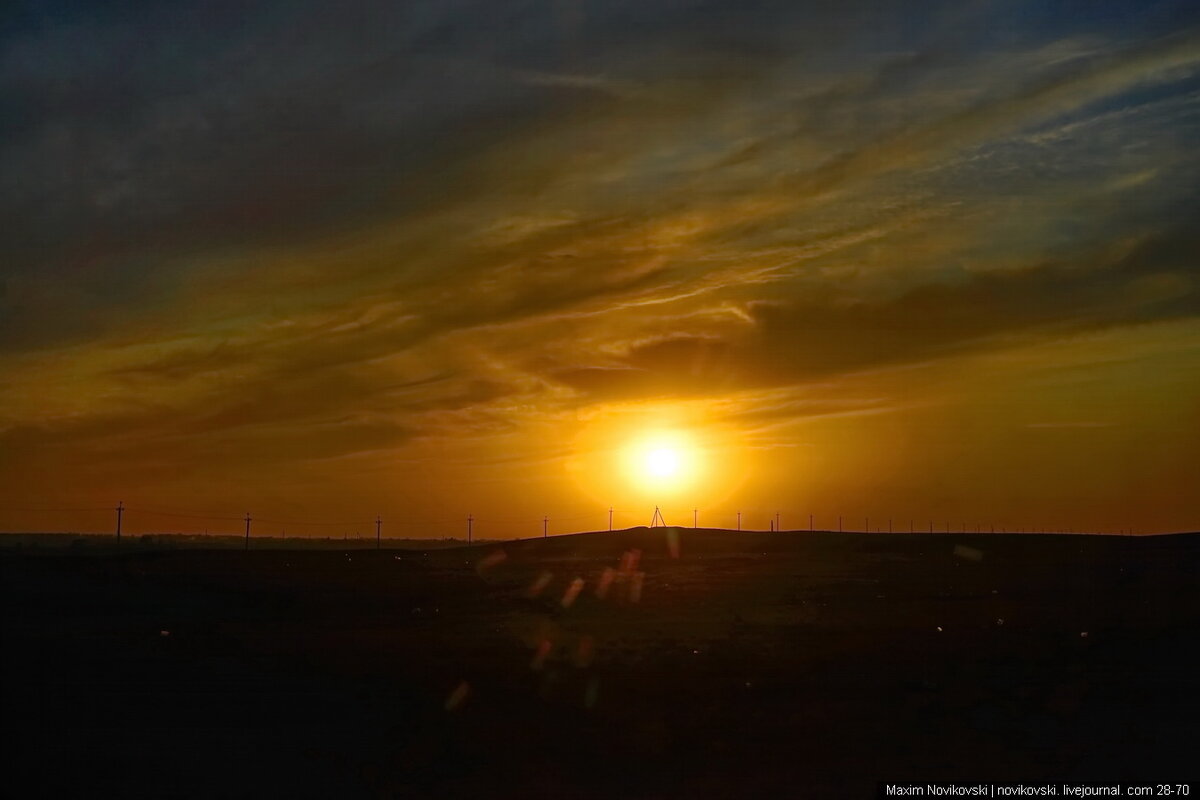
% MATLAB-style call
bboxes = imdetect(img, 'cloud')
[0,0,984,355]
[511,68,637,97]
[1025,422,1115,429]
[553,223,1200,400]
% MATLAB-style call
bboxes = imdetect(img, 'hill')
[3,528,1197,796]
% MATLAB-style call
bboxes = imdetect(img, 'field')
[3,529,1198,797]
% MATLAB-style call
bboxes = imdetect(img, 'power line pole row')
[105,501,1118,543]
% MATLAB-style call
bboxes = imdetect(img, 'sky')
[2,0,1198,538]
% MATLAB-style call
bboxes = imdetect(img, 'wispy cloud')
[1025,422,1115,428]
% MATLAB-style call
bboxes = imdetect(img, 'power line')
[3,498,1124,539]
[7,505,115,512]
[133,508,248,522]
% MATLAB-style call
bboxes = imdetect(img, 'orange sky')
[2,2,1198,537]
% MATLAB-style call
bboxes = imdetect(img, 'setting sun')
[645,448,679,477]
[623,429,703,495]
[566,400,752,513]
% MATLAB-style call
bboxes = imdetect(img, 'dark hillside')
[3,531,1197,797]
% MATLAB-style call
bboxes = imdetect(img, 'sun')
[645,447,679,477]
[623,430,699,494]
[566,400,752,510]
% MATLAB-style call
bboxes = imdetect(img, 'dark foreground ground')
[3,529,1198,797]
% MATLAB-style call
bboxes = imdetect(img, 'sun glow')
[622,430,701,494]
[567,400,751,510]
[645,448,679,477]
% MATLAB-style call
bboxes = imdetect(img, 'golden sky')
[2,1,1198,537]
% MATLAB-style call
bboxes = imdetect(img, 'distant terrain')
[0,532,495,550]
[3,528,1198,797]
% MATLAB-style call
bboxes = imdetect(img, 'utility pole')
[376,515,382,550]
[694,508,698,529]
[244,512,252,551]
[467,514,473,544]
[737,511,741,531]
[115,501,124,545]
[543,516,548,538]
[609,506,613,532]
[775,512,780,532]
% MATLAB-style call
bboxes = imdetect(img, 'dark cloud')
[0,0,980,353]
[556,223,1200,400]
